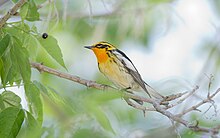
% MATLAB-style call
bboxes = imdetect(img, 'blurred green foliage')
[0,0,219,138]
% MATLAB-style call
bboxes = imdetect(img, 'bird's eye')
[99,45,107,48]
[96,44,107,49]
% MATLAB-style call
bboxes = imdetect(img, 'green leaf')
[92,107,115,134]
[38,36,66,69]
[1,50,12,87]
[41,86,66,107]
[24,111,41,138]
[31,25,38,34]
[0,107,25,138]
[20,2,29,21]
[10,37,31,83]
[73,129,110,138]
[0,34,10,58]
[92,91,120,105]
[24,82,43,125]
[33,81,48,94]
[25,111,40,130]
[0,95,5,110]
[1,91,21,109]
[33,81,75,114]
[25,0,40,21]
[4,22,31,44]
[6,65,20,86]
[10,0,19,3]
[0,58,4,86]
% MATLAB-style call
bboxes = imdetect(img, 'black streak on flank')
[106,52,111,58]
[98,63,101,71]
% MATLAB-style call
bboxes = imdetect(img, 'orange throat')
[92,48,109,63]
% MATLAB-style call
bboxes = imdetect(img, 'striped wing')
[111,49,151,97]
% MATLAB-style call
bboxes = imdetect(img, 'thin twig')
[124,98,155,112]
[166,86,199,109]
[0,0,27,28]
[176,88,220,117]
[30,62,220,135]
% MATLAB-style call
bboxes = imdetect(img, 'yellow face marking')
[93,42,117,51]
[86,41,117,63]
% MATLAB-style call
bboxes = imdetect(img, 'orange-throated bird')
[85,41,164,102]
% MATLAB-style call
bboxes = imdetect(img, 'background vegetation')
[0,0,220,138]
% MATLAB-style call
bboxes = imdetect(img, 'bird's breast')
[98,59,140,90]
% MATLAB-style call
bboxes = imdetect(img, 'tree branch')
[176,88,220,117]
[165,86,199,109]
[0,0,27,29]
[30,62,220,136]
[31,62,115,91]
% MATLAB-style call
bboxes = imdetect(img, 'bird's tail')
[144,82,164,99]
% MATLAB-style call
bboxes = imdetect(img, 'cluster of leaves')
[0,0,67,137]
[0,1,122,137]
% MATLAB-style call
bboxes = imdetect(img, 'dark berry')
[42,33,48,39]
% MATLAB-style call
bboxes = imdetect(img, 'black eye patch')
[95,44,109,48]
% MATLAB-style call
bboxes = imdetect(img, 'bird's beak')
[84,46,94,49]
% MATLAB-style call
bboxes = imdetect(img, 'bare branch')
[31,62,115,91]
[30,62,220,135]
[124,98,155,112]
[166,86,199,109]
[0,0,27,28]
[176,88,220,117]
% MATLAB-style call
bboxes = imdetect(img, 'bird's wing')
[111,49,151,97]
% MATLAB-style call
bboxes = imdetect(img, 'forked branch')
[31,62,220,136]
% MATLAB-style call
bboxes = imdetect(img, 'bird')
[84,41,164,103]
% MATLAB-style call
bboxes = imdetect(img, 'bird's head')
[85,41,116,63]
